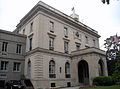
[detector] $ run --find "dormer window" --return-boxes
[64,27,68,38]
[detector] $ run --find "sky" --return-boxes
[0,0,120,50]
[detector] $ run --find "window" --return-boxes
[2,42,8,52]
[23,29,25,34]
[30,22,33,33]
[49,60,56,78]
[65,62,71,78]
[64,27,68,38]
[51,83,56,87]
[93,39,96,47]
[67,82,71,87]
[49,21,54,33]
[29,38,32,51]
[0,61,8,71]
[49,37,54,51]
[16,44,22,53]
[64,41,69,54]
[76,44,80,50]
[13,62,21,72]
[60,67,62,73]
[85,36,89,44]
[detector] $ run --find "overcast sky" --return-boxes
[0,0,120,50]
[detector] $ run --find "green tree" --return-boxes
[113,52,120,81]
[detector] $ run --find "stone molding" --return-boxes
[25,47,106,58]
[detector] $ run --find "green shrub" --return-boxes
[93,76,116,86]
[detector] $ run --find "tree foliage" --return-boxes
[113,52,120,81]
[102,0,110,4]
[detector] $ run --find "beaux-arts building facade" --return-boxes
[0,1,108,89]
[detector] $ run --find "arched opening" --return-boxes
[78,60,89,85]
[27,59,31,78]
[65,62,71,78]
[98,59,104,76]
[49,60,56,78]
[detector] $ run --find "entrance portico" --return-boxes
[71,47,108,86]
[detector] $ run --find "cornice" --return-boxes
[16,1,100,38]
[25,47,106,58]
[0,29,26,38]
[25,47,70,57]
[71,47,106,57]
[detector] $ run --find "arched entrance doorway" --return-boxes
[78,60,89,85]
[98,60,104,76]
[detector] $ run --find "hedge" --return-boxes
[93,76,116,86]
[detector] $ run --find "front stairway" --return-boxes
[22,79,34,89]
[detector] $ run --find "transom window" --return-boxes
[13,62,21,72]
[49,60,56,78]
[0,61,8,71]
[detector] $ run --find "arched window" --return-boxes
[98,60,104,76]
[65,62,71,78]
[49,60,56,78]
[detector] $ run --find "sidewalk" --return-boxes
[61,86,80,89]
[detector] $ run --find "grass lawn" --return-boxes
[80,86,120,89]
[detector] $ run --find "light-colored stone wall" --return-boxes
[18,11,99,54]
[0,30,26,82]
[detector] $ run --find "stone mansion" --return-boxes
[0,1,108,89]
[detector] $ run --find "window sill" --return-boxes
[28,32,34,38]
[0,70,8,72]
[63,37,70,41]
[47,32,56,38]
[13,71,20,72]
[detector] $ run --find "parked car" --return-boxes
[5,80,24,89]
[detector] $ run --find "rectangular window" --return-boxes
[2,42,8,52]
[93,39,96,47]
[64,41,69,53]
[0,61,8,71]
[49,21,54,33]
[23,29,25,34]
[29,38,32,51]
[30,22,33,33]
[16,44,22,53]
[85,36,88,44]
[51,83,56,87]
[76,44,80,50]
[13,62,21,72]
[64,27,68,38]
[49,37,54,51]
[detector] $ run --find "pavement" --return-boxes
[61,86,80,89]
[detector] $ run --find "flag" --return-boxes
[71,7,74,11]
[114,34,120,44]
